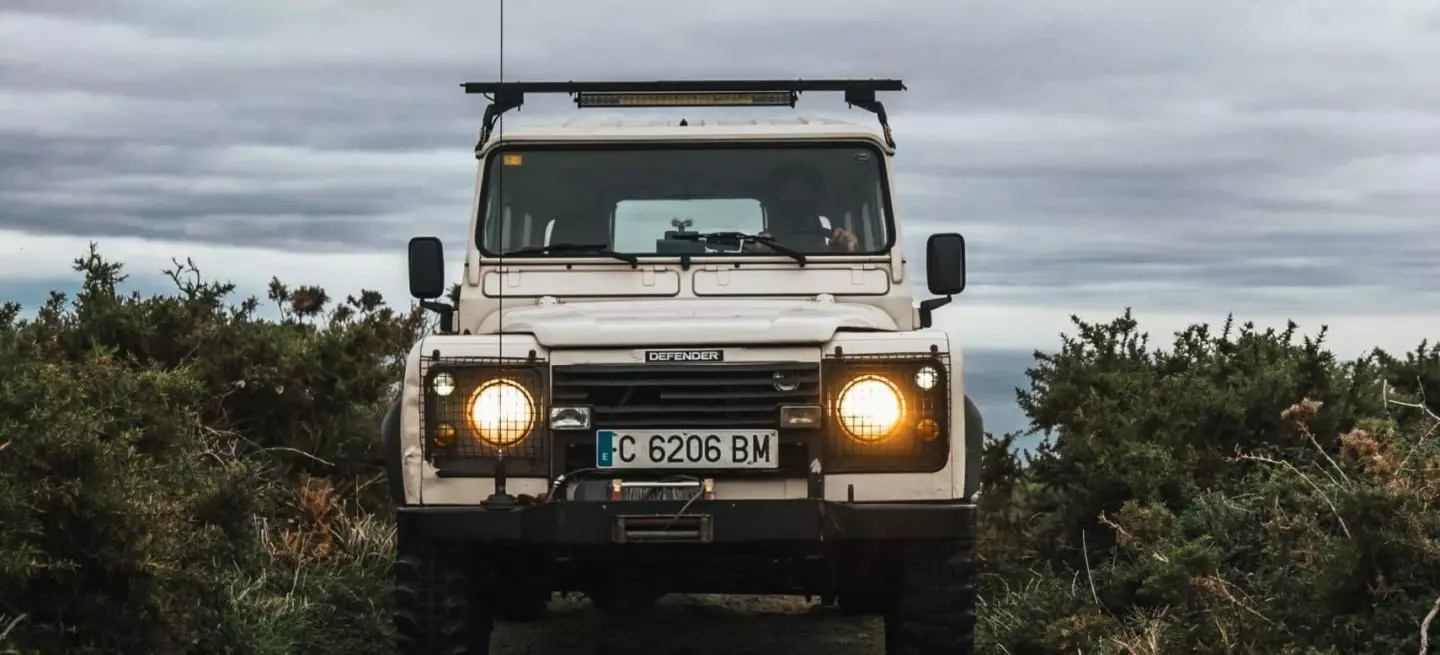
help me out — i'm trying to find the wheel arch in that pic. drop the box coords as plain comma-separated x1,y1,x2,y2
962,394,984,500
382,393,405,504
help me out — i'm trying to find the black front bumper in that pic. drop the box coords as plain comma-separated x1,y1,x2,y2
397,499,975,545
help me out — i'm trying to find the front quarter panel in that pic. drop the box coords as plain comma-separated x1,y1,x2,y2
398,333,550,505
821,330,966,502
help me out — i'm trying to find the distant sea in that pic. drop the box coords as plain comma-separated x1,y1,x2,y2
963,348,1047,455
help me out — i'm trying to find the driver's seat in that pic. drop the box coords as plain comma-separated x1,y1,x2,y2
548,210,610,246
765,211,830,251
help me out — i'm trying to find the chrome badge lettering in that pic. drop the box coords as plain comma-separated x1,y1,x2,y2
645,349,724,363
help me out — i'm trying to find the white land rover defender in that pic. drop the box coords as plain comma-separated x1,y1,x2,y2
382,79,982,654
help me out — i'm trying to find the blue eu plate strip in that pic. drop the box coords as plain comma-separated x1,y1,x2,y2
595,430,614,467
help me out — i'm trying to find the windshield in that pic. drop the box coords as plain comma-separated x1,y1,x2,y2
477,143,893,258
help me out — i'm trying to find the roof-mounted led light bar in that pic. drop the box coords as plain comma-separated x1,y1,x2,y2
574,90,797,108
460,79,906,150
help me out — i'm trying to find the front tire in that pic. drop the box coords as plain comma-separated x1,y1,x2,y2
837,590,890,616
587,587,664,616
392,540,493,654
492,585,550,622
883,539,976,655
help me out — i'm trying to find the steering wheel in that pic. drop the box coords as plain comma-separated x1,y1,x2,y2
766,225,833,237
765,225,839,250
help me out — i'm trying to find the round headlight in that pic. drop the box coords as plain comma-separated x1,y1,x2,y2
914,365,939,391
836,375,905,442
465,379,535,447
432,372,456,397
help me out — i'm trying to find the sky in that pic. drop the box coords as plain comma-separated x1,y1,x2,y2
3,0,1439,441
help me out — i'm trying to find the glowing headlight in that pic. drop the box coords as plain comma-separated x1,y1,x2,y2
836,375,905,442
432,372,456,397
914,365,939,391
465,379,535,447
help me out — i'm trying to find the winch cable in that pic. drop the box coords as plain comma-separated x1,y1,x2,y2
661,486,706,532
548,468,703,502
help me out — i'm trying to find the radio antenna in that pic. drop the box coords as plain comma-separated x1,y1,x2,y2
493,0,505,360
486,0,513,508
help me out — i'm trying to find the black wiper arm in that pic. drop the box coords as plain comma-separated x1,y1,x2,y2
671,231,807,264
504,242,637,264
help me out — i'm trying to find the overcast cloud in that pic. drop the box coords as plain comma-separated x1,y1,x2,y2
2,0,1438,361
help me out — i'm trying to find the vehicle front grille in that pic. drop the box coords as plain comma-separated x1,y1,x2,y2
551,362,821,429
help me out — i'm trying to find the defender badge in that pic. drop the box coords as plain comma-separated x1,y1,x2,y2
645,349,724,363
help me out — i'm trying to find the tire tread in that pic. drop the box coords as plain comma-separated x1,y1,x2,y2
884,539,977,655
392,545,493,654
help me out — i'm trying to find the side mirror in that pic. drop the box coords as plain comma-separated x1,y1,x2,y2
408,236,446,299
925,232,966,295
918,232,966,329
407,237,454,333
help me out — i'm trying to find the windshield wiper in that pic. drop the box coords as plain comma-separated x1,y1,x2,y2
670,231,807,265
503,242,637,264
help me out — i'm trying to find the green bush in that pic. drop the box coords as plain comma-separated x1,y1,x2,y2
0,246,424,654
2,247,1436,653
977,310,1440,653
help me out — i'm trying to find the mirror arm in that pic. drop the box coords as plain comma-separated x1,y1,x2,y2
419,300,455,333
918,295,952,329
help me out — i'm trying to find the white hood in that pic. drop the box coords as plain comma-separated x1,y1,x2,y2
482,299,899,347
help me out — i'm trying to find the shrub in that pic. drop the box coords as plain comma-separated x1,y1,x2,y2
977,310,1440,653
0,246,424,654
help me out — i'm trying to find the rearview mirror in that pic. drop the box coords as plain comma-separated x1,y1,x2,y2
925,232,966,295
407,236,446,300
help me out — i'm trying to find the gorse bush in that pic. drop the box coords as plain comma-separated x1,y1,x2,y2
0,247,1436,653
977,310,1440,653
0,246,423,654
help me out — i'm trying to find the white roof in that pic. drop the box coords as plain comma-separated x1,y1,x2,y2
483,115,888,148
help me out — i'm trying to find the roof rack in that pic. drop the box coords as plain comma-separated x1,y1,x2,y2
460,79,907,150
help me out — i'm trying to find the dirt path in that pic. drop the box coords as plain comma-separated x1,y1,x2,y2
493,594,884,654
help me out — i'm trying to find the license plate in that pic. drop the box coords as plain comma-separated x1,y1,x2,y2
595,430,778,469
